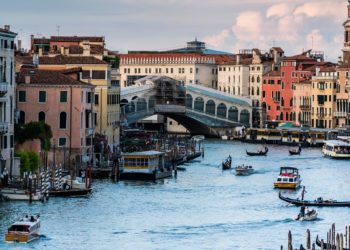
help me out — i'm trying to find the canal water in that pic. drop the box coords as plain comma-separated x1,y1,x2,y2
1,139,350,250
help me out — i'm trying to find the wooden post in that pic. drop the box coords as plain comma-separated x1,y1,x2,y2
333,223,336,247
312,243,315,250
346,226,348,248
288,230,293,250
306,229,311,249
348,226,350,249
340,233,344,250
321,239,324,250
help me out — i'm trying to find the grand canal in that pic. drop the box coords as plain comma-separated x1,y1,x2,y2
1,139,350,249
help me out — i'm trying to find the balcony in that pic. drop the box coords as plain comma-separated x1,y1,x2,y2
333,112,348,118
300,105,311,110
316,113,326,118
0,82,8,97
0,122,8,134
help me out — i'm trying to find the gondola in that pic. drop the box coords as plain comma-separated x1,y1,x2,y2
279,192,350,207
289,146,301,155
246,147,268,156
222,156,232,170
316,235,350,250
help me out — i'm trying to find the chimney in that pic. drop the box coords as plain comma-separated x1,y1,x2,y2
315,67,320,76
4,25,10,31
60,46,65,55
236,54,241,65
25,75,31,84
82,41,90,56
64,47,69,55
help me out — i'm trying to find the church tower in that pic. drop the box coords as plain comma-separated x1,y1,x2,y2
343,0,350,64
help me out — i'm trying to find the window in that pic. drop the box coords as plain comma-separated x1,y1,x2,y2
60,91,67,102
39,91,46,103
59,112,67,129
38,111,45,122
58,137,67,147
94,94,99,105
92,70,106,79
18,90,26,102
19,111,25,124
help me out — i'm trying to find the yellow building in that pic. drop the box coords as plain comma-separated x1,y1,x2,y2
311,66,337,128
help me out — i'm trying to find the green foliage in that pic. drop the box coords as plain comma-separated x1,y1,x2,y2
15,151,40,174
103,56,120,68
15,121,52,151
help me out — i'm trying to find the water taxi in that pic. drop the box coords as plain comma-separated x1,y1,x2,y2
235,165,254,176
322,140,350,159
120,151,172,180
5,215,40,243
274,167,301,189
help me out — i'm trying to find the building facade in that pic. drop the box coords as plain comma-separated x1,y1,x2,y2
0,25,16,176
17,68,95,167
262,70,282,123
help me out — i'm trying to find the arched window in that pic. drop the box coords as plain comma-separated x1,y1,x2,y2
257,87,260,96
217,103,227,118
186,94,193,109
19,110,25,124
240,109,250,125
126,102,135,114
205,100,215,115
280,112,284,120
194,97,204,112
257,76,260,83
251,87,254,96
290,98,293,107
281,98,284,106
251,76,255,83
120,99,129,107
38,111,45,122
228,106,238,121
59,112,67,129
286,112,289,121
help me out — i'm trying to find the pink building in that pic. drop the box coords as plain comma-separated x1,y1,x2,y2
16,68,95,169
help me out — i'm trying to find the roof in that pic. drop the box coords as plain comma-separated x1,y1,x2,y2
38,55,106,65
17,68,93,87
0,27,17,36
324,140,350,147
263,70,281,77
33,38,50,45
282,54,317,62
271,47,284,53
320,66,336,73
122,151,164,157
50,36,104,42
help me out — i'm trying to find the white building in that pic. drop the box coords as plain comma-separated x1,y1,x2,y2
0,25,16,176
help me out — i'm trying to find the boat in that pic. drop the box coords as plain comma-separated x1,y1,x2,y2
279,192,350,207
289,145,301,155
235,165,254,176
5,215,40,243
49,188,92,197
222,156,232,170
0,188,43,201
246,146,268,156
316,235,350,250
322,140,350,159
274,167,301,189
119,151,173,180
295,207,317,221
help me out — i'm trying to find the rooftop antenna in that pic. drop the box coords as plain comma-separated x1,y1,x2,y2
56,25,60,36
311,35,314,50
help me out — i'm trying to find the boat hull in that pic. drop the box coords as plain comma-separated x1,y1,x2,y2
49,188,92,197
235,169,254,176
0,189,43,201
274,182,300,189
119,170,172,181
279,192,350,207
5,232,38,243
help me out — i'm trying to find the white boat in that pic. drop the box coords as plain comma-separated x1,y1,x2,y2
235,165,254,175
5,215,40,243
322,140,350,159
295,208,318,221
221,135,228,140
61,176,87,190
274,167,302,189
0,188,43,201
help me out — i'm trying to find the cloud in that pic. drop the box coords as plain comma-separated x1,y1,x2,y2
233,11,263,42
203,29,230,48
266,3,291,18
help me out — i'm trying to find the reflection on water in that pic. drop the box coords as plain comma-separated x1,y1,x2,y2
1,139,350,249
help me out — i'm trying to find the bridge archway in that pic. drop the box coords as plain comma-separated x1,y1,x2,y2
126,102,136,114
186,94,193,109
240,109,250,125
194,97,204,112
137,98,147,111
205,100,215,115
228,106,238,121
217,103,227,118
121,99,129,107
148,96,156,109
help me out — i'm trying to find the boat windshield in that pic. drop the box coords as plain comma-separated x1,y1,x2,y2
8,225,30,232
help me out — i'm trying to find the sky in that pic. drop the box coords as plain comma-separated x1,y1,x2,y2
1,0,348,61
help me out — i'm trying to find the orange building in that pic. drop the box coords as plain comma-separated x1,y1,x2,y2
261,70,282,122
16,68,95,169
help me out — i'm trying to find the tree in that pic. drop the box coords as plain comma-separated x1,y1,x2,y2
15,121,52,151
15,151,40,175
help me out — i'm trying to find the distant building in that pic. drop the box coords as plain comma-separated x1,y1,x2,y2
0,25,16,176
16,68,95,168
262,70,282,123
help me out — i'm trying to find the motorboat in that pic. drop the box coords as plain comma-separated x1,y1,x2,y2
322,140,350,159
246,146,268,156
274,167,301,189
222,156,232,170
295,208,317,221
0,188,43,201
289,145,301,155
235,165,254,176
5,215,40,243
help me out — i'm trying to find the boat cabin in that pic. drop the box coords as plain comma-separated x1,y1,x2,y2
274,167,301,189
121,151,165,173
322,140,350,158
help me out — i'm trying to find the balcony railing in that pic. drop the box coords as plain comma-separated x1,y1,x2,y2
333,112,348,118
316,113,326,118
0,122,8,134
300,105,311,110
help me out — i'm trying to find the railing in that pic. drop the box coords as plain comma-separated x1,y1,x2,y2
154,104,186,113
316,113,326,118
300,105,311,109
0,122,8,134
333,112,348,117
